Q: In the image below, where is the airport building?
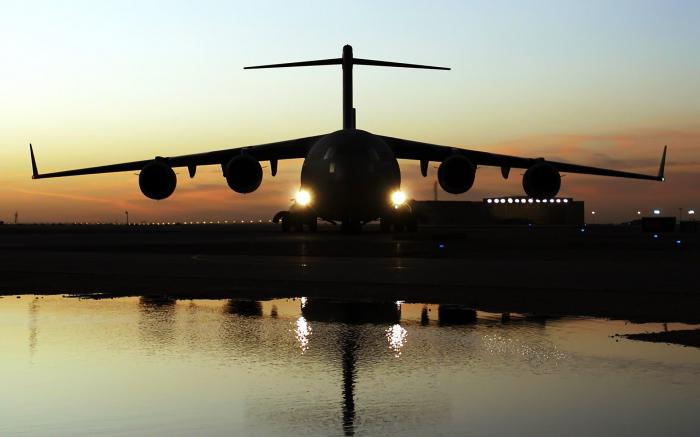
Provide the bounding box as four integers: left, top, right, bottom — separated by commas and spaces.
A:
412, 197, 585, 226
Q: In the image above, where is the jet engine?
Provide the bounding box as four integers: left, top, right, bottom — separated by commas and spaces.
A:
225, 155, 263, 193
522, 162, 561, 198
437, 155, 476, 194
139, 161, 176, 200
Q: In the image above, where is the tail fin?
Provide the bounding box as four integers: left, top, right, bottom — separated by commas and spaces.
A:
244, 44, 450, 129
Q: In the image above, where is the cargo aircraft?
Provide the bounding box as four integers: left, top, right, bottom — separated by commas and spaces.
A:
30, 45, 666, 232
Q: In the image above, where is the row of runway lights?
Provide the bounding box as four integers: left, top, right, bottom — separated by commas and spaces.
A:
486, 198, 570, 204
69, 220, 272, 226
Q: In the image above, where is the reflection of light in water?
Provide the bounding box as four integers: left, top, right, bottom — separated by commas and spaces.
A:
300, 297, 307, 309
386, 324, 408, 357
28, 297, 40, 359
482, 333, 566, 365
294, 316, 312, 353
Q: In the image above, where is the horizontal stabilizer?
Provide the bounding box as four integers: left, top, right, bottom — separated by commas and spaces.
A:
244, 58, 341, 69
354, 58, 450, 70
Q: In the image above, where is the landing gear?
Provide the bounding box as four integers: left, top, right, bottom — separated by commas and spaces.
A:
281, 213, 291, 232
341, 218, 362, 234
273, 210, 317, 232
307, 218, 318, 232
380, 217, 391, 233
381, 207, 418, 233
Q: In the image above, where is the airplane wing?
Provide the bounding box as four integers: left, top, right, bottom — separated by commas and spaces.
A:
379, 135, 666, 181
30, 134, 324, 179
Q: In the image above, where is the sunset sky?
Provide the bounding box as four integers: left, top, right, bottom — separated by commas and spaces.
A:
1, 0, 699, 223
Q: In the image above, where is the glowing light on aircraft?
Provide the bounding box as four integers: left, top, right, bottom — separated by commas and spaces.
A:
295, 189, 312, 206
391, 190, 407, 207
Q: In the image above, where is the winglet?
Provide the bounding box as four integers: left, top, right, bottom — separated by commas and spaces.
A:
30, 143, 39, 179
658, 145, 667, 181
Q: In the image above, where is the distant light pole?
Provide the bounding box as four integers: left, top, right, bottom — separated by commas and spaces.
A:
125, 211, 129, 225
591, 210, 596, 224
689, 209, 695, 222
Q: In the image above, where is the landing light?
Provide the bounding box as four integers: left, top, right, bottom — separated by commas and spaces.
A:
296, 189, 312, 207
391, 190, 407, 207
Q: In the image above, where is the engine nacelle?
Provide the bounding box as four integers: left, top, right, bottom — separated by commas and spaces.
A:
225, 155, 263, 194
522, 162, 561, 198
139, 161, 176, 200
437, 155, 476, 194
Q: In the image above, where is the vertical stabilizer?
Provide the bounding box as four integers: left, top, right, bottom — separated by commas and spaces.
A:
244, 45, 449, 130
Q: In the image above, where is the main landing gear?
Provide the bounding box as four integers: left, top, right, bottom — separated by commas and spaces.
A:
273, 210, 317, 233
272, 208, 418, 233
380, 207, 418, 233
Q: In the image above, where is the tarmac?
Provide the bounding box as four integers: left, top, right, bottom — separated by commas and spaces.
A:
0, 223, 698, 323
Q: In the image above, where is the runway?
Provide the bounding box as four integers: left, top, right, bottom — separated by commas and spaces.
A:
1, 223, 698, 322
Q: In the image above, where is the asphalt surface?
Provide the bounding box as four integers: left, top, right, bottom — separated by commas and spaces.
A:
1, 223, 698, 322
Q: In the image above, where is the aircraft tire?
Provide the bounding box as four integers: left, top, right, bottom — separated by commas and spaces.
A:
308, 218, 318, 232
280, 212, 291, 232
380, 218, 391, 233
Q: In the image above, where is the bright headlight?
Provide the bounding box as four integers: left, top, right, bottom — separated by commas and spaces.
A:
391, 190, 407, 207
295, 189, 312, 207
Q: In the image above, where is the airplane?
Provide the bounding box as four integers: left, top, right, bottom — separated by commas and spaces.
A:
30, 44, 667, 233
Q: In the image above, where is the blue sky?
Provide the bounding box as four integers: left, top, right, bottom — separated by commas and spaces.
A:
1, 0, 698, 222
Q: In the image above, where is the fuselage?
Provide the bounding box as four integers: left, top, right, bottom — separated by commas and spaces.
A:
300, 129, 401, 222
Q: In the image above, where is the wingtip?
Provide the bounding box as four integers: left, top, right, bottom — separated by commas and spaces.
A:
658, 145, 667, 181
30, 143, 39, 178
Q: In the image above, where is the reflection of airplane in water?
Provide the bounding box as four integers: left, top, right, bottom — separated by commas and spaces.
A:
289, 298, 543, 436
142, 297, 556, 436
29, 44, 666, 233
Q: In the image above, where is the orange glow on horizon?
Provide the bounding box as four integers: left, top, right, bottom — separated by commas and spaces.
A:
2, 128, 699, 224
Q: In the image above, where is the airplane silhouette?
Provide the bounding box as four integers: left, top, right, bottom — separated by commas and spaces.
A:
30, 44, 666, 232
